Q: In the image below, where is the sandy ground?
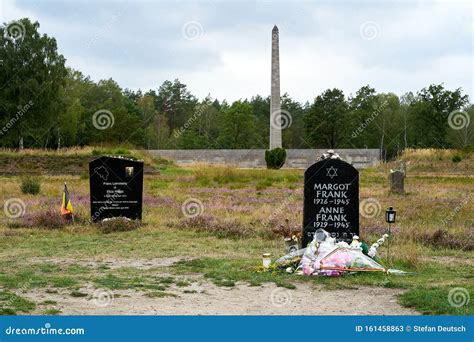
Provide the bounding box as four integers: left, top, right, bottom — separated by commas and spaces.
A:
24, 282, 418, 315
20, 257, 419, 315
30, 256, 187, 270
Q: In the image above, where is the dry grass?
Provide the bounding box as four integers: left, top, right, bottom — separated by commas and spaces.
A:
0, 148, 472, 315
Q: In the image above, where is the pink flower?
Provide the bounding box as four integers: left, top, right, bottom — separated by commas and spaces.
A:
303, 265, 314, 275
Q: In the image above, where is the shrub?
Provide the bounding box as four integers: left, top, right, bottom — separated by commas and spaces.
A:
452, 154, 462, 163
27, 208, 67, 229
415, 229, 473, 251
270, 218, 301, 239
97, 217, 141, 234
265, 148, 286, 169
20, 176, 40, 194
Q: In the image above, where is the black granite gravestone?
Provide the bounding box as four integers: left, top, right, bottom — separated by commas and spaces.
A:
89, 156, 143, 222
302, 158, 359, 247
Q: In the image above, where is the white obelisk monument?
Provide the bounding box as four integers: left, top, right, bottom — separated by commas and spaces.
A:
269, 25, 282, 149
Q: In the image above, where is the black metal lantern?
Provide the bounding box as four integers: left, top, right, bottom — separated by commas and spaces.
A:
385, 207, 396, 224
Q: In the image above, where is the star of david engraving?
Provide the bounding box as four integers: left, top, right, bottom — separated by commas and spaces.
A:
326, 166, 338, 179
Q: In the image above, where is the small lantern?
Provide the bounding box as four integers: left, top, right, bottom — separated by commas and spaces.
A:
385, 207, 396, 224
262, 253, 272, 268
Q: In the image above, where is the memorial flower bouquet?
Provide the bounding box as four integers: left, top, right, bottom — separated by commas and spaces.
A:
299, 229, 387, 276
274, 229, 409, 277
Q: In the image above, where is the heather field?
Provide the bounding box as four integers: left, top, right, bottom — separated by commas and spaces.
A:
0, 148, 472, 315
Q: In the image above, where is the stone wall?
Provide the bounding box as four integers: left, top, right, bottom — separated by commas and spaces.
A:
148, 149, 380, 169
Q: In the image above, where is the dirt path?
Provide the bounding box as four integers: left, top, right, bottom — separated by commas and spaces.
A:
25, 282, 418, 315
19, 257, 419, 315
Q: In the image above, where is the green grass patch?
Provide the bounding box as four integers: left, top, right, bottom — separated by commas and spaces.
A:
50, 277, 78, 288
173, 258, 295, 289
256, 179, 273, 191
399, 286, 473, 315
0, 291, 36, 315
70, 290, 88, 297
44, 308, 62, 315
149, 180, 170, 190
145, 291, 177, 298
155, 276, 175, 285
94, 274, 169, 291
175, 280, 191, 287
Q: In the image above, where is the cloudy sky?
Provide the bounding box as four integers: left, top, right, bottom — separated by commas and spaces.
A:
1, 0, 472, 102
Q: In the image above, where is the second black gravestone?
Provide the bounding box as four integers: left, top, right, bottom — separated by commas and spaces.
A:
89, 156, 144, 222
302, 157, 359, 247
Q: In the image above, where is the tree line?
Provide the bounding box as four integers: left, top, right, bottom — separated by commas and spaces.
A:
1, 18, 472, 159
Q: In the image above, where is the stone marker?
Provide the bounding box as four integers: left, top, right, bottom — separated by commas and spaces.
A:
302, 154, 359, 247
389, 170, 405, 194
89, 156, 144, 222
269, 25, 282, 149
398, 160, 406, 177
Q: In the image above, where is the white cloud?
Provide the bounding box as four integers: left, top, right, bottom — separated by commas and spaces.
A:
1, 0, 472, 102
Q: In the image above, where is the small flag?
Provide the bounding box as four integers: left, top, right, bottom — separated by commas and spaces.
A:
61, 182, 73, 216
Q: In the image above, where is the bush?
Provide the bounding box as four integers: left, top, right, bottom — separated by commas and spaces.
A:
415, 229, 473, 251
20, 176, 41, 194
270, 218, 301, 239
265, 148, 286, 169
27, 208, 67, 229
452, 154, 462, 163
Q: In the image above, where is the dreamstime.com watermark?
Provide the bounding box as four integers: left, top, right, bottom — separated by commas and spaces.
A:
359, 198, 381, 219
448, 109, 470, 130
267, 192, 297, 223
181, 21, 204, 40
85, 12, 122, 49
448, 287, 470, 308
359, 20, 380, 40
174, 104, 209, 139
92, 288, 114, 307
441, 193, 472, 225
181, 197, 204, 218
270, 109, 292, 130
270, 288, 292, 308
92, 109, 115, 130
351, 100, 387, 139
4, 323, 85, 336
88, 192, 121, 223
4, 20, 26, 43
3, 279, 33, 310
0, 101, 34, 137
3, 198, 26, 219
